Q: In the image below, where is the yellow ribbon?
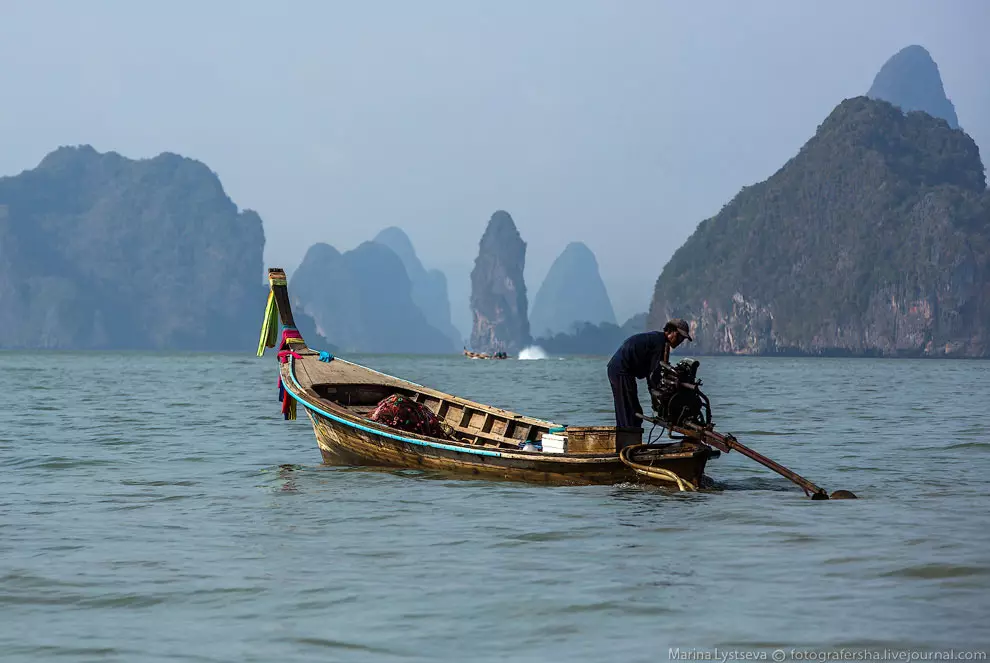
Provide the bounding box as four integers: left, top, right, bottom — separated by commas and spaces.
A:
257, 289, 279, 357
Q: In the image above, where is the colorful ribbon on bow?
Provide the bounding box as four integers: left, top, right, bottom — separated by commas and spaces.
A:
276, 327, 304, 364
274, 328, 304, 419
278, 374, 297, 420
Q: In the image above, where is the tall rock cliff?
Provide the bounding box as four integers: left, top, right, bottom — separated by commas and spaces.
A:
373, 226, 461, 346
649, 97, 990, 357
530, 241, 616, 337
868, 45, 960, 129
469, 211, 531, 354
0, 145, 264, 350
290, 241, 454, 354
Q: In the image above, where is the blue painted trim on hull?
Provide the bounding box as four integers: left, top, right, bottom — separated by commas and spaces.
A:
284, 357, 505, 458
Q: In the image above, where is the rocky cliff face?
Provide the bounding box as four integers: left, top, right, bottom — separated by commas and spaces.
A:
649, 97, 990, 357
868, 45, 959, 129
290, 241, 454, 354
373, 226, 461, 346
469, 211, 531, 354
530, 242, 616, 337
0, 145, 264, 350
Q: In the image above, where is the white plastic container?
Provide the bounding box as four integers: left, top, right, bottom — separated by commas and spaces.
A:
540, 433, 567, 454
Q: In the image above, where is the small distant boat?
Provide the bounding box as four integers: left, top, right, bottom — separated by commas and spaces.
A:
463, 349, 509, 360
258, 269, 718, 488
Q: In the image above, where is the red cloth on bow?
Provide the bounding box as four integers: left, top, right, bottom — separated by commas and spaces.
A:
277, 328, 304, 363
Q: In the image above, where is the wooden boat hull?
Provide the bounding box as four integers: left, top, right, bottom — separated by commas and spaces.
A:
309, 410, 635, 484
307, 409, 712, 486
260, 268, 717, 489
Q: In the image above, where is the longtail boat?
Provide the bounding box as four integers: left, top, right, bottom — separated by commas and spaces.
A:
463, 349, 508, 360
258, 269, 719, 488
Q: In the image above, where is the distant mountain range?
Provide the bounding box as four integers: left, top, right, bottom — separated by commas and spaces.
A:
0, 147, 463, 354
648, 45, 990, 357
0, 144, 623, 355
466, 214, 625, 355
373, 227, 461, 347
4, 46, 984, 357
649, 95, 989, 356
289, 241, 454, 354
0, 146, 263, 350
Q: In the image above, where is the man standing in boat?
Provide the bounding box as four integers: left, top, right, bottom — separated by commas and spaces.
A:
607, 319, 693, 429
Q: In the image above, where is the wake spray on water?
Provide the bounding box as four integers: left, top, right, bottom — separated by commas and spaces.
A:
517, 346, 548, 360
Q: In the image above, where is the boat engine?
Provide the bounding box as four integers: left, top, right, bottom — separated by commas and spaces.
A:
648, 358, 712, 428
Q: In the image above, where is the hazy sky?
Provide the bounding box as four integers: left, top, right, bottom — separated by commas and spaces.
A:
2, 1, 988, 334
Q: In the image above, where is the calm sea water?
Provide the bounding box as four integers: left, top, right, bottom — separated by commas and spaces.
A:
1, 352, 988, 662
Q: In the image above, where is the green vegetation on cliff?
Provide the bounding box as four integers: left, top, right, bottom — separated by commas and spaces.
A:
650, 97, 990, 356
0, 145, 265, 350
